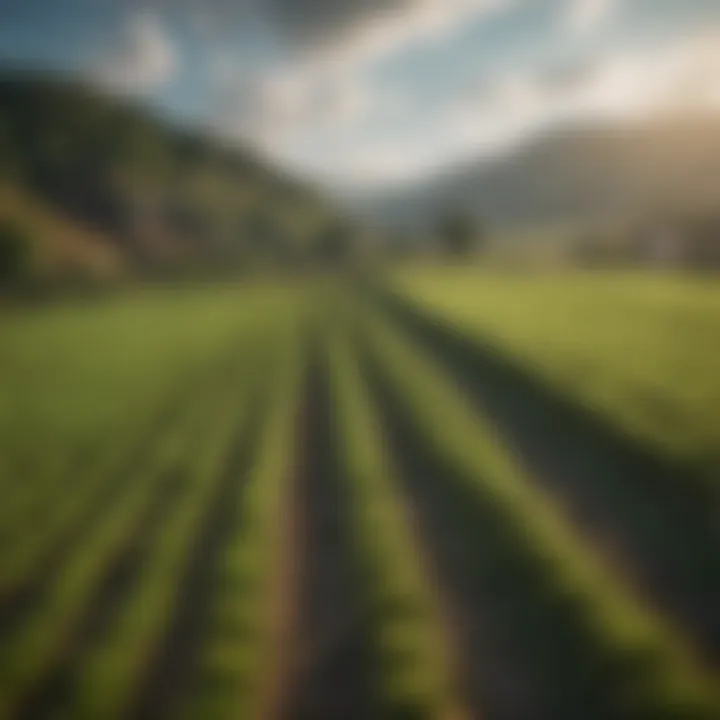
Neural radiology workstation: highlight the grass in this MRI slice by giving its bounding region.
[359,299,720,718]
[391,268,720,474]
[185,326,305,720]
[0,274,719,719]
[329,326,464,720]
[0,282,311,720]
[64,355,263,719]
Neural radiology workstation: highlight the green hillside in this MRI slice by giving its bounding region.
[0,72,340,282]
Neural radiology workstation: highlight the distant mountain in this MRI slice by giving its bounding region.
[0,71,337,281]
[356,116,720,232]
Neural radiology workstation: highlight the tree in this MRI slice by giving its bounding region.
[438,211,484,257]
[0,220,33,286]
[310,220,355,267]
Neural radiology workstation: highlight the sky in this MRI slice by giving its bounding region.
[1,0,720,190]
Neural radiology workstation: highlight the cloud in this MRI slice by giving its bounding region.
[94,11,178,94]
[272,27,720,187]
[563,0,618,36]
[212,0,512,151]
[86,0,720,190]
[297,0,512,71]
[562,30,720,118]
[182,0,511,56]
[262,0,410,46]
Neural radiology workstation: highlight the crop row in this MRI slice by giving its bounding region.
[0,287,311,720]
[0,332,287,720]
[184,327,305,720]
[359,301,720,719]
[329,329,463,719]
[391,269,720,474]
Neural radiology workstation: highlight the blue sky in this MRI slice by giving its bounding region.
[2,0,720,189]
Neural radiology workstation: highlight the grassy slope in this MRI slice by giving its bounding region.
[0,183,123,279]
[0,73,336,279]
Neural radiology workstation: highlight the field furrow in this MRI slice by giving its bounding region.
[182,332,304,720]
[275,348,376,720]
[0,342,263,720]
[375,287,720,666]
[360,302,720,719]
[329,329,466,720]
[1,277,718,720]
[48,351,269,720]
[0,357,224,627]
[130,380,268,720]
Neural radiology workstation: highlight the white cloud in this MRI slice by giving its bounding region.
[212,63,374,154]
[207,1,720,189]
[212,0,513,143]
[273,28,720,187]
[310,0,513,73]
[566,30,720,118]
[94,11,178,94]
[563,0,618,36]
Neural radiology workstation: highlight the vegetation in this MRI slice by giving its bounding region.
[1,273,719,719]
[329,330,463,719]
[0,73,345,283]
[180,332,303,719]
[392,268,720,475]
[2,31,720,720]
[437,211,483,258]
[359,299,720,717]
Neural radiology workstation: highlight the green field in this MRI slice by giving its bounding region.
[1,273,719,720]
[392,269,720,473]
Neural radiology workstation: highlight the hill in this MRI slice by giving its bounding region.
[0,71,338,282]
[356,116,720,232]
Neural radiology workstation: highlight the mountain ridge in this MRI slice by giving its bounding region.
[353,114,720,232]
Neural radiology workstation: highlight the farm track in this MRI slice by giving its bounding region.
[376,289,720,667]
[276,353,376,720]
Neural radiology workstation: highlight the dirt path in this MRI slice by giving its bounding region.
[273,354,376,720]
[377,291,720,669]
